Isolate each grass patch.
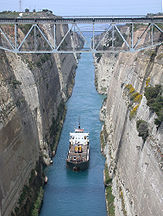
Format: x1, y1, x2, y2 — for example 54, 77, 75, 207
106, 185, 115, 216
105, 164, 112, 186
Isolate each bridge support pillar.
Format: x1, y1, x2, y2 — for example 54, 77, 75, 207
151, 24, 154, 46
92, 22, 95, 50
131, 22, 134, 50
15, 24, 18, 50
112, 24, 115, 49
53, 24, 56, 49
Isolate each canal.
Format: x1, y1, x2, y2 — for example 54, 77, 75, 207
40, 45, 107, 216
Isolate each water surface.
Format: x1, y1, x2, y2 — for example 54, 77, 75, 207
40, 50, 106, 216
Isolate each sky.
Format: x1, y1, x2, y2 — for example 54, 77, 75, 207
0, 0, 162, 16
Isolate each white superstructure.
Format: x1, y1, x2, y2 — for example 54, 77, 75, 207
69, 129, 89, 145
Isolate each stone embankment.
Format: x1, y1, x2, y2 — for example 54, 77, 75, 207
0, 12, 83, 216
95, 29, 163, 215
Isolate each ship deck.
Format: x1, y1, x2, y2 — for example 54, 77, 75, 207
67, 144, 89, 163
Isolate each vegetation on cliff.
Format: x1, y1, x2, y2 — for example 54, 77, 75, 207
105, 185, 115, 216
144, 85, 163, 127
125, 84, 142, 119
100, 123, 108, 154
136, 120, 149, 142
100, 122, 115, 215
49, 100, 66, 152
11, 159, 44, 216
31, 187, 44, 216
104, 164, 115, 216
104, 164, 112, 186
95, 53, 102, 63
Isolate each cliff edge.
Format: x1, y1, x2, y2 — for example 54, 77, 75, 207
95, 31, 163, 215
0, 11, 83, 216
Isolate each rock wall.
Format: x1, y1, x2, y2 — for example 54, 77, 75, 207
95, 43, 163, 215
0, 15, 83, 216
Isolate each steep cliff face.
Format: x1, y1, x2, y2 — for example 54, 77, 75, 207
0, 15, 83, 216
96, 41, 163, 215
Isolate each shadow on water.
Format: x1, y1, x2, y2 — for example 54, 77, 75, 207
40, 34, 106, 216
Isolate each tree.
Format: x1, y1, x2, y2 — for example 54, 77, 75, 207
25, 8, 29, 13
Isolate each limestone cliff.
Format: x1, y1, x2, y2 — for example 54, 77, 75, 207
95, 37, 163, 215
0, 12, 83, 216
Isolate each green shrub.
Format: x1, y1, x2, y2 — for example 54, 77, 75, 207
18, 185, 30, 205
136, 120, 149, 142
25, 8, 30, 12
144, 85, 161, 100
31, 187, 44, 216
144, 85, 163, 127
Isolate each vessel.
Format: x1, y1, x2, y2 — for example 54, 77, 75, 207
66, 124, 89, 171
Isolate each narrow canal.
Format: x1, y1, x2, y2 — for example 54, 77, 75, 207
40, 45, 107, 216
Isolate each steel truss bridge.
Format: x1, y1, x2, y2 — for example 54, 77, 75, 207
0, 16, 163, 54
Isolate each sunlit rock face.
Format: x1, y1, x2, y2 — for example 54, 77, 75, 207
95, 33, 163, 216
0, 16, 83, 216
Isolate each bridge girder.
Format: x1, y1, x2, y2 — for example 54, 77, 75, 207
0, 16, 163, 54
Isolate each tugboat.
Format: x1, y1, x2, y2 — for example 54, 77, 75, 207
66, 123, 89, 171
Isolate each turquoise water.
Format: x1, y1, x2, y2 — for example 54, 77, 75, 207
39, 51, 107, 216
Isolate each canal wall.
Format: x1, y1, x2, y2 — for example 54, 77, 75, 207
0, 12, 83, 216
95, 32, 163, 215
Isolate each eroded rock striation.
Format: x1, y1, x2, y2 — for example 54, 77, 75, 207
95, 39, 163, 215
0, 12, 83, 216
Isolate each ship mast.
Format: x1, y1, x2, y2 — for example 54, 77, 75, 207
78, 117, 80, 129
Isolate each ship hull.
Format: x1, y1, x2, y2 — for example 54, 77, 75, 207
66, 125, 89, 171
66, 160, 89, 171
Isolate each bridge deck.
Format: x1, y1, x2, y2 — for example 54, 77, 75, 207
0, 16, 163, 24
